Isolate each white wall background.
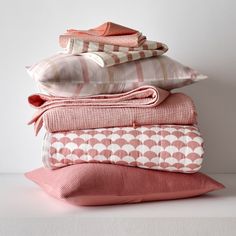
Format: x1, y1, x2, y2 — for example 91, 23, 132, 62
0, 0, 235, 173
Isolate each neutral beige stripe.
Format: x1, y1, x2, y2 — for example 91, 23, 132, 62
107, 66, 114, 83
135, 60, 144, 82
79, 57, 90, 83
158, 57, 168, 80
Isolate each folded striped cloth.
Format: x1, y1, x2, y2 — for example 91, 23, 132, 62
59, 22, 166, 66
59, 22, 146, 48
28, 90, 196, 135
66, 39, 168, 67
43, 125, 204, 173
67, 39, 165, 53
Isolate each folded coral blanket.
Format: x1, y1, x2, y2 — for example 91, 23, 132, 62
59, 22, 146, 48
28, 86, 170, 134
43, 125, 204, 173
69, 22, 139, 37
28, 90, 196, 135
29, 86, 169, 109
66, 39, 168, 67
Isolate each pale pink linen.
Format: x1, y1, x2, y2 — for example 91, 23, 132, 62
28, 92, 197, 135
25, 164, 225, 206
26, 54, 207, 97
43, 125, 204, 173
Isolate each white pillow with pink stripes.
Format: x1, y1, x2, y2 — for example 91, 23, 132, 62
26, 54, 207, 97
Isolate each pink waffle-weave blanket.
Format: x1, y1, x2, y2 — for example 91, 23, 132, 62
28, 86, 170, 134
28, 87, 197, 135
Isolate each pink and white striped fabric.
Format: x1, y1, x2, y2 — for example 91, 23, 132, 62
28, 91, 197, 135
79, 50, 168, 67
66, 39, 168, 67
43, 125, 204, 173
59, 22, 168, 66
67, 39, 165, 53
26, 54, 207, 97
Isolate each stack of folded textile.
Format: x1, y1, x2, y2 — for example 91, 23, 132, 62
25, 22, 224, 206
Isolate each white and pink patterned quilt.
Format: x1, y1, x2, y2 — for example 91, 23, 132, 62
43, 125, 204, 173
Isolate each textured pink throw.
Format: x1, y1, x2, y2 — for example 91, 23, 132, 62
43, 125, 204, 173
25, 164, 224, 206
29, 86, 169, 108
28, 91, 197, 135
28, 86, 171, 134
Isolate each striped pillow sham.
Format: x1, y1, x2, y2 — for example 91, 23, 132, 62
26, 54, 207, 97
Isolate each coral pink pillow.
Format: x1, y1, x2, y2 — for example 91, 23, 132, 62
25, 164, 224, 206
